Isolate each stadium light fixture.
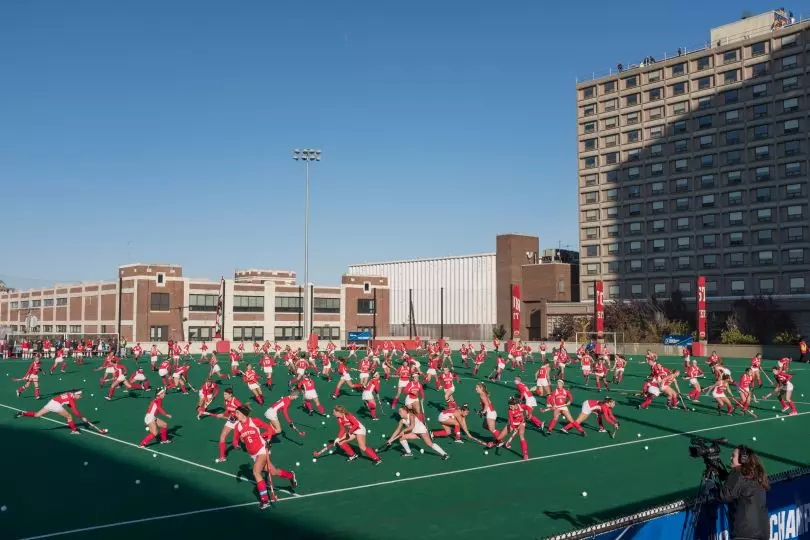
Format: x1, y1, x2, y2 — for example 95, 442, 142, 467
293, 148, 322, 338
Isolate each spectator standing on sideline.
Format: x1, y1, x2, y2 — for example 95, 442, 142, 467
717, 445, 769, 540
799, 337, 807, 363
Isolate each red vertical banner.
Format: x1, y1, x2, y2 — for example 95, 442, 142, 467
511, 284, 521, 338
697, 276, 707, 341
594, 280, 604, 353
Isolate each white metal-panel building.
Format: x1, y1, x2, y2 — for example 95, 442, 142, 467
347, 253, 496, 340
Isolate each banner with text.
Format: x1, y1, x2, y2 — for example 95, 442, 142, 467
595, 280, 604, 353
511, 284, 521, 337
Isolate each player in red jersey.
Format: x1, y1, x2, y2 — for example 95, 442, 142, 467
128, 366, 150, 391
734, 368, 756, 416
140, 387, 172, 446
232, 405, 297, 509
496, 397, 529, 459
263, 391, 301, 438
684, 360, 705, 401
170, 363, 192, 394
132, 343, 143, 364
771, 366, 797, 415
209, 387, 241, 462
657, 370, 682, 409
209, 353, 230, 380
513, 376, 545, 429
472, 349, 486, 376
332, 405, 382, 464
157, 358, 173, 387
15, 390, 88, 434
96, 354, 116, 387
149, 345, 160, 371
384, 405, 449, 459
259, 353, 275, 389
229, 349, 242, 377
534, 361, 552, 397
638, 376, 662, 409
611, 353, 627, 384
49, 348, 67, 374
199, 341, 210, 362
356, 356, 372, 387
242, 365, 264, 405
553, 350, 568, 381
106, 360, 135, 400
15, 357, 44, 399
704, 375, 734, 415
402, 373, 425, 419
319, 352, 332, 382
778, 356, 791, 373
195, 378, 219, 418
361, 372, 382, 420
432, 401, 487, 445
567, 398, 618, 437
389, 363, 412, 409
593, 356, 610, 391
298, 375, 326, 416
331, 359, 354, 399
707, 350, 721, 367
749, 354, 763, 388
423, 354, 440, 388
546, 380, 580, 435
475, 382, 502, 442
347, 342, 358, 359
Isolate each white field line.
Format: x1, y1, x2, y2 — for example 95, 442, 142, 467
14, 410, 810, 539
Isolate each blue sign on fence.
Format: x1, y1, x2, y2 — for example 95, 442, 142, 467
663, 334, 694, 346
347, 331, 371, 342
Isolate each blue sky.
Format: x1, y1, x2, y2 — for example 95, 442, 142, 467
0, 0, 791, 289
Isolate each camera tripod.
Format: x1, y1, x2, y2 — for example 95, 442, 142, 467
681, 464, 728, 540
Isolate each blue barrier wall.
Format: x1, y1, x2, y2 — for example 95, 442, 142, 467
576, 470, 810, 540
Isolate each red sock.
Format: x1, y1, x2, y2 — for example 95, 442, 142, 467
563, 422, 575, 431
364, 447, 380, 461
277, 469, 293, 480
521, 439, 528, 458
790, 401, 797, 413
305, 401, 313, 413
34, 388, 40, 398
548, 417, 558, 431
672, 395, 678, 408
597, 416, 604, 430
780, 398, 787, 408
391, 397, 399, 409
141, 433, 155, 446
107, 387, 114, 398
454, 425, 461, 439
490, 428, 502, 440
726, 404, 732, 413
256, 394, 263, 405
596, 379, 601, 389
143, 380, 150, 390
338, 442, 355, 457
22, 411, 35, 417
432, 429, 449, 438
317, 404, 325, 414
160, 427, 168, 441
574, 422, 584, 433
640, 397, 652, 409
368, 402, 377, 419
530, 416, 542, 428
219, 442, 227, 459
257, 480, 269, 503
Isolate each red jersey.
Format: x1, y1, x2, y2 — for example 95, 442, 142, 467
516, 382, 533, 400
686, 365, 703, 378
594, 361, 607, 376
234, 417, 269, 455
25, 359, 42, 377
268, 396, 293, 422
337, 362, 349, 375
337, 413, 363, 436
775, 371, 792, 386
229, 352, 239, 364
404, 380, 424, 400
159, 360, 171, 372
363, 378, 380, 394
738, 373, 752, 390
751, 356, 761, 369
298, 377, 316, 392
549, 388, 572, 407
260, 355, 274, 369
585, 400, 617, 426
614, 356, 626, 369
200, 380, 218, 399
440, 371, 454, 390
146, 397, 167, 417
53, 392, 82, 415
224, 396, 242, 419
296, 359, 309, 371
359, 358, 371, 373
243, 369, 258, 385
536, 365, 550, 380
507, 407, 525, 428
396, 365, 410, 381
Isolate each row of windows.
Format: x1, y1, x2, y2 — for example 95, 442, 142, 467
582, 101, 803, 139
584, 203, 806, 222
582, 183, 805, 204
582, 161, 805, 187
584, 241, 808, 263
584, 249, 808, 274
584, 276, 807, 299
583, 122, 804, 153
152, 294, 346, 314
585, 223, 807, 243
9, 297, 69, 309
583, 138, 806, 171
580, 35, 803, 99
233, 326, 264, 341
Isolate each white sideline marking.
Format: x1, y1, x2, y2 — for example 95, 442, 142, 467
14, 409, 809, 538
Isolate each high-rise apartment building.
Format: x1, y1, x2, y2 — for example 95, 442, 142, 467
576, 11, 810, 326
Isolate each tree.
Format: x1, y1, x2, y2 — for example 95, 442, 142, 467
551, 315, 590, 341
729, 296, 796, 344
491, 324, 507, 341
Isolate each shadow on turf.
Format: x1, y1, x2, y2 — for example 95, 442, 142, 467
0, 423, 342, 540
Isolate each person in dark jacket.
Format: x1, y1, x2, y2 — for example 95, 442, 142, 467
717, 445, 769, 540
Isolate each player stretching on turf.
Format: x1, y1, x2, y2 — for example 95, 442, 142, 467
140, 388, 173, 446
385, 405, 449, 460
332, 405, 382, 464
16, 390, 88, 434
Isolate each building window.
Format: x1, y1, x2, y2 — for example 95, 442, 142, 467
653, 239, 666, 252
650, 163, 664, 176
628, 241, 642, 254
729, 212, 743, 226
274, 326, 303, 341
787, 205, 804, 221
675, 198, 689, 211
752, 63, 768, 78
628, 186, 641, 199
654, 283, 666, 295
583, 86, 595, 99
150, 293, 170, 312
651, 201, 665, 214
233, 326, 264, 341
357, 299, 376, 314
790, 277, 806, 294
674, 158, 688, 172
20, 301, 29, 309
627, 149, 640, 161
782, 55, 797, 70
652, 258, 666, 272
585, 245, 600, 257
583, 122, 596, 134
754, 145, 770, 160
787, 227, 803, 242
755, 187, 772, 202
752, 83, 768, 98
608, 285, 620, 298
607, 261, 620, 273
56, 325, 67, 333
631, 284, 643, 298
189, 294, 218, 312
606, 207, 618, 219
726, 150, 741, 165
313, 297, 341, 313
699, 135, 713, 149
725, 109, 741, 123
729, 232, 744, 246
674, 140, 688, 154
788, 249, 804, 264
753, 124, 769, 140
671, 63, 686, 76
188, 326, 214, 341
757, 229, 773, 244
673, 121, 687, 135
723, 89, 738, 104
31, 299, 41, 308
603, 80, 615, 93
785, 162, 802, 177
676, 217, 689, 231
313, 326, 340, 340
43, 298, 54, 307
698, 115, 713, 129
652, 219, 665, 232
723, 50, 738, 63
650, 144, 663, 157
586, 263, 600, 275
56, 297, 67, 307
697, 76, 712, 90
785, 183, 802, 199
703, 234, 717, 248
606, 224, 619, 237
150, 326, 168, 340
676, 236, 691, 250
782, 76, 799, 92
701, 214, 716, 228
729, 253, 745, 267
731, 280, 745, 295
275, 296, 302, 313
726, 170, 742, 185
783, 140, 801, 157
700, 175, 715, 189
233, 295, 264, 313
755, 167, 770, 182
629, 204, 642, 216
759, 279, 775, 294
701, 194, 715, 207
757, 251, 774, 265
625, 93, 639, 106
629, 260, 642, 273
702, 254, 717, 269
629, 222, 642, 235
753, 103, 768, 118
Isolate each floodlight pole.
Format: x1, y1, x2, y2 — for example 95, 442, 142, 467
293, 148, 321, 340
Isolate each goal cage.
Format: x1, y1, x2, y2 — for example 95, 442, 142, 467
2, 332, 122, 356
574, 331, 624, 356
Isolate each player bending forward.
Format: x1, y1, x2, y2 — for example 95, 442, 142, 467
16, 390, 90, 434
384, 405, 449, 460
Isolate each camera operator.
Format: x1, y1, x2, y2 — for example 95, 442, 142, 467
716, 445, 769, 540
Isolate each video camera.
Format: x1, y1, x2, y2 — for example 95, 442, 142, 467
688, 436, 729, 482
